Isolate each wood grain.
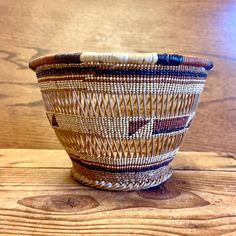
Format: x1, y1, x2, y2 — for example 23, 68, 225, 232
0, 149, 235, 235
0, 0, 236, 153
0, 149, 235, 171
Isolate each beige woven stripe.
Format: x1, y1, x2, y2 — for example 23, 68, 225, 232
80, 52, 159, 64
38, 74, 205, 83
66, 148, 178, 166
71, 162, 172, 191
47, 112, 194, 138
39, 80, 205, 94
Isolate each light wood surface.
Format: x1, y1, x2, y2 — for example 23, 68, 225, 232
0, 0, 235, 152
0, 149, 235, 235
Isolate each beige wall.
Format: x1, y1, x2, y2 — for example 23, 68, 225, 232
0, 0, 235, 153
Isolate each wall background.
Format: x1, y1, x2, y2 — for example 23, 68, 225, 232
0, 0, 236, 153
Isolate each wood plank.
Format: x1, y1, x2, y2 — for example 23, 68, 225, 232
0, 0, 236, 153
0, 149, 71, 168
0, 150, 235, 235
0, 169, 235, 235
0, 149, 235, 171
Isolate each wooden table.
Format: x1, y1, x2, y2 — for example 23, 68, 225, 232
1, 1, 236, 235
0, 149, 235, 235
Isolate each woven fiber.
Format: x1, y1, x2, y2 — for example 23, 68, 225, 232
29, 52, 213, 191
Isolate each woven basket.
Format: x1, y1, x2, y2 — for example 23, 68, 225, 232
29, 52, 213, 191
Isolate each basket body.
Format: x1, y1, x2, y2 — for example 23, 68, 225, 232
30, 53, 212, 191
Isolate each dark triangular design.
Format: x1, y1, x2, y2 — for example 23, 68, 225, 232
129, 119, 150, 136
51, 114, 59, 127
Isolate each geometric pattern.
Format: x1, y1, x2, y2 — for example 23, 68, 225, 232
29, 51, 212, 190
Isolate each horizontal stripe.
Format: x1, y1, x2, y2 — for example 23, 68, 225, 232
70, 154, 171, 173
70, 155, 173, 169
47, 112, 194, 138
53, 120, 188, 139
29, 52, 213, 71
38, 76, 205, 85
39, 80, 205, 94
37, 62, 207, 72
38, 72, 206, 82
66, 148, 178, 166
36, 66, 208, 79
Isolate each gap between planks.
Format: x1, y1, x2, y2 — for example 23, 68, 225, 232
0, 149, 235, 172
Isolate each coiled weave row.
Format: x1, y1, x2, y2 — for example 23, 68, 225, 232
29, 52, 213, 71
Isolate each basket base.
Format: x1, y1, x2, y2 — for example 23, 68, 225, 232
71, 162, 172, 191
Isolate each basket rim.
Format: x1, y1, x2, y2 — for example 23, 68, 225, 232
29, 52, 213, 71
